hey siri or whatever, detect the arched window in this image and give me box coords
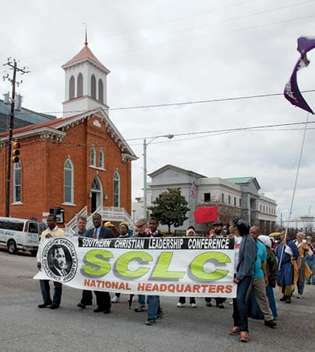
[91,74,96,99]
[13,161,22,203]
[64,159,74,203]
[98,79,104,104]
[99,149,105,169]
[113,171,120,207]
[90,147,96,166]
[69,76,75,99]
[77,73,83,97]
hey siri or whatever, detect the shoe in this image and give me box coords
[240,331,249,343]
[280,296,286,302]
[38,303,51,308]
[264,320,277,328]
[191,303,197,308]
[77,303,86,309]
[157,308,163,319]
[206,302,212,307]
[285,297,291,304]
[134,305,146,312]
[145,319,156,326]
[94,307,104,313]
[216,303,224,309]
[229,326,240,336]
[49,304,59,310]
[104,308,111,314]
[296,294,302,299]
[112,295,120,303]
[177,302,185,308]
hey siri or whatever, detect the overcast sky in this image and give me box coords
[1,0,315,222]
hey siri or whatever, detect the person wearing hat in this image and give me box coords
[258,235,278,319]
[249,226,276,329]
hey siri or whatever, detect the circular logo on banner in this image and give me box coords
[42,238,78,282]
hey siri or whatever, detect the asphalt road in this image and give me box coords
[0,249,314,352]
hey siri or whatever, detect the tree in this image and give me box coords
[149,188,190,233]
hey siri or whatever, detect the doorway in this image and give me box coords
[91,177,103,213]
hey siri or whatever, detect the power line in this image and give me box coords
[125,119,315,142]
[34,89,315,115]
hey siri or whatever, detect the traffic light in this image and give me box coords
[11,141,20,163]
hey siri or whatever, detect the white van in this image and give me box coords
[0,217,41,256]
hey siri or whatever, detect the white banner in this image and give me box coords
[34,236,236,298]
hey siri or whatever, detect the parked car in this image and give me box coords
[0,217,41,256]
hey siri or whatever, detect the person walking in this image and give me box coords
[230,218,256,343]
[37,214,64,310]
[74,216,94,309]
[85,213,114,314]
[294,232,312,298]
[249,226,276,328]
[133,218,149,313]
[205,221,226,309]
[112,222,132,304]
[275,233,299,304]
[177,226,197,308]
[258,235,278,319]
[145,217,163,325]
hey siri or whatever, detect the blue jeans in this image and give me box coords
[233,276,252,332]
[147,295,159,320]
[40,280,62,306]
[138,295,145,306]
[266,285,277,319]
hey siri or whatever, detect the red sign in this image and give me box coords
[194,206,218,224]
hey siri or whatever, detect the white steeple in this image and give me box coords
[62,36,110,116]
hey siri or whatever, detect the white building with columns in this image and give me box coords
[147,164,277,233]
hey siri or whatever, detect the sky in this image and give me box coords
[1,0,315,223]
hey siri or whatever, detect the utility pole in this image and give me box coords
[3,58,29,217]
[143,138,148,220]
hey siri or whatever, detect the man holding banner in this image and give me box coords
[35,218,237,325]
[37,214,64,310]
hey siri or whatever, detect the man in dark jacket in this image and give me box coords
[230,218,256,343]
[83,213,114,313]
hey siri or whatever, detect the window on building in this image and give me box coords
[77,73,83,97]
[204,193,211,202]
[64,159,74,203]
[98,79,104,104]
[234,197,237,206]
[13,161,22,203]
[91,74,96,99]
[221,193,225,203]
[113,171,120,207]
[228,195,231,205]
[90,147,96,166]
[99,150,105,169]
[239,198,242,207]
[69,76,75,99]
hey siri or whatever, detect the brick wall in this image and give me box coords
[0,114,133,223]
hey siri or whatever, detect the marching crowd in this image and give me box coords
[36,213,315,343]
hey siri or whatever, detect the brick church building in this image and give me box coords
[0,40,137,227]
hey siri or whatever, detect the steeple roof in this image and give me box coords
[62,44,110,74]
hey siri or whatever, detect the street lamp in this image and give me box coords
[143,134,174,219]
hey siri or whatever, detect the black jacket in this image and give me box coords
[85,227,114,239]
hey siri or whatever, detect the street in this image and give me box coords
[0,249,314,352]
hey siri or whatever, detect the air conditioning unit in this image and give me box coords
[15,94,23,110]
[3,93,10,104]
